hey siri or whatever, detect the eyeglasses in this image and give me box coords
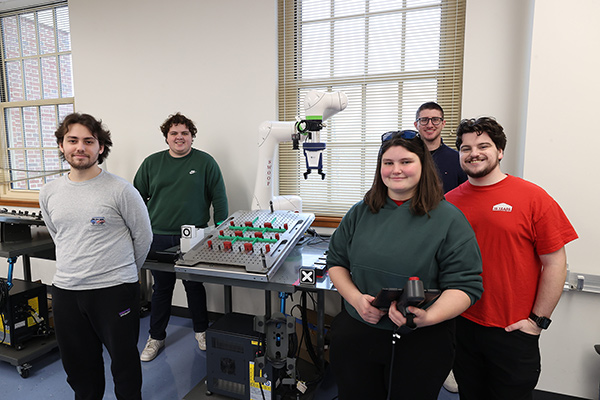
[416,117,444,126]
[381,129,419,142]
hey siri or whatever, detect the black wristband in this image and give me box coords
[529,312,551,329]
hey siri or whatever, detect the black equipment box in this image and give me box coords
[0,279,49,349]
[206,312,273,400]
[0,208,45,242]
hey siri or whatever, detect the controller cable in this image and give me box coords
[0,257,17,345]
[0,277,9,344]
[0,277,8,310]
[386,314,416,400]
[386,329,402,400]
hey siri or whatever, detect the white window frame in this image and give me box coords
[0,2,73,205]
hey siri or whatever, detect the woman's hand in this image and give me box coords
[388,289,472,329]
[329,266,387,325]
[388,302,434,328]
[354,294,386,324]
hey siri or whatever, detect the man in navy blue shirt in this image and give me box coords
[414,102,466,193]
[414,102,467,393]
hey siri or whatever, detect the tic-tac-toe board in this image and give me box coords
[175,210,315,282]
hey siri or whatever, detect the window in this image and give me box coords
[0,2,73,204]
[278,0,466,219]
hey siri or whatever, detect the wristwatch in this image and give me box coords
[529,312,552,329]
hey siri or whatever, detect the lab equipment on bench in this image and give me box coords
[176,209,315,282]
[0,208,45,242]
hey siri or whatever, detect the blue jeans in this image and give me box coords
[148,234,209,340]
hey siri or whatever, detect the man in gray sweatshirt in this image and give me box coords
[39,113,152,400]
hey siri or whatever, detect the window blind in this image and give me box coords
[0,1,73,201]
[278,0,466,218]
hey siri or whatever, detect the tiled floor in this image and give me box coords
[0,314,459,399]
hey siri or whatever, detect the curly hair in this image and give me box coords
[160,112,197,139]
[55,113,112,164]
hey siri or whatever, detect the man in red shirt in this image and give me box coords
[446,117,578,400]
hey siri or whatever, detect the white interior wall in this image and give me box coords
[67,0,278,316]
[461,0,534,177]
[522,0,600,397]
[2,0,599,397]
[462,0,600,398]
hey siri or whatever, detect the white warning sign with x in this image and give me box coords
[299,268,316,286]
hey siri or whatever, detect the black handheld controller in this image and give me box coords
[396,277,425,329]
[371,277,440,331]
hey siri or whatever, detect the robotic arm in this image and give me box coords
[251,90,348,212]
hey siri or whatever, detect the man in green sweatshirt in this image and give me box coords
[134,112,228,361]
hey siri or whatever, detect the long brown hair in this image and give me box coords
[364,134,443,216]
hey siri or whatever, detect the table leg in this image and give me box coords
[22,255,32,282]
[224,285,232,313]
[316,290,325,371]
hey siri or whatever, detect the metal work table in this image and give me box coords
[0,226,55,281]
[142,238,335,399]
[143,238,332,309]
[0,226,57,378]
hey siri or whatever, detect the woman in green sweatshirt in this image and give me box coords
[327,130,483,400]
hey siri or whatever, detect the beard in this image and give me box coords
[64,152,99,170]
[463,157,500,179]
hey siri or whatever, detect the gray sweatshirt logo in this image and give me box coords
[90,217,106,225]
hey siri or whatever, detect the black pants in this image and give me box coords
[148,234,209,340]
[52,283,142,400]
[454,316,541,400]
[329,309,454,400]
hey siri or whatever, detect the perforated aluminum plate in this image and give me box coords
[176,210,314,280]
